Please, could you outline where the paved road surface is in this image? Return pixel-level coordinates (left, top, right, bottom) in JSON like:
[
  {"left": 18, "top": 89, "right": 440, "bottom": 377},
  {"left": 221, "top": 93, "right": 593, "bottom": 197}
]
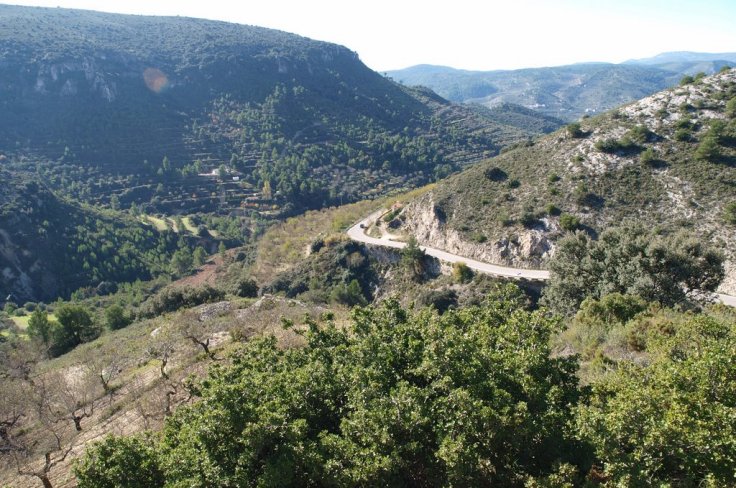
[{"left": 347, "top": 209, "right": 736, "bottom": 306}]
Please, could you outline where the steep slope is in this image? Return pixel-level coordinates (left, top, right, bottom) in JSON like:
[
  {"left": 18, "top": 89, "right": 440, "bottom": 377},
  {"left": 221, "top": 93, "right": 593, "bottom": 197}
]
[
  {"left": 395, "top": 69, "right": 736, "bottom": 294},
  {"left": 0, "top": 5, "right": 544, "bottom": 215},
  {"left": 0, "top": 170, "right": 182, "bottom": 302},
  {"left": 388, "top": 55, "right": 736, "bottom": 121}
]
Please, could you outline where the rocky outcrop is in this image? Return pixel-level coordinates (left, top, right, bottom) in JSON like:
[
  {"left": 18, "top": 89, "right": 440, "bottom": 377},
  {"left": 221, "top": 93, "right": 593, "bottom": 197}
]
[{"left": 400, "top": 196, "right": 555, "bottom": 270}]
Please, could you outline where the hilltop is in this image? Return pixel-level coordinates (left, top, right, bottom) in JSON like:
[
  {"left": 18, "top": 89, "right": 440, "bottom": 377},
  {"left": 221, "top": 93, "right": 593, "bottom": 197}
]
[
  {"left": 392, "top": 69, "right": 736, "bottom": 295},
  {"left": 387, "top": 53, "right": 736, "bottom": 121}
]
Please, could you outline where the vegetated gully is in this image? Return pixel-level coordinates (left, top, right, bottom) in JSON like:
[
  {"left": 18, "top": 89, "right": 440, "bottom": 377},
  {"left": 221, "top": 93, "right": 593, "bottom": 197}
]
[{"left": 347, "top": 210, "right": 736, "bottom": 308}]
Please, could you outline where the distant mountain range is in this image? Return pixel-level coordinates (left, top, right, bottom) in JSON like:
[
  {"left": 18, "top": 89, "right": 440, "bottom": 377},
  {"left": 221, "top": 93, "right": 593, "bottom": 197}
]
[{"left": 386, "top": 52, "right": 736, "bottom": 121}]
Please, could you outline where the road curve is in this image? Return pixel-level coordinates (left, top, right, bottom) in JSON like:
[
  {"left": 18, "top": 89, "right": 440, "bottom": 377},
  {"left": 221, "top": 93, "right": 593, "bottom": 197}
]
[
  {"left": 347, "top": 210, "right": 549, "bottom": 281},
  {"left": 347, "top": 209, "right": 736, "bottom": 307}
]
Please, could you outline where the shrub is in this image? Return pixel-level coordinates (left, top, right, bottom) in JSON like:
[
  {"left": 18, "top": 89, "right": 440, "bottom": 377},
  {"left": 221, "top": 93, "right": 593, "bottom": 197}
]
[
  {"left": 546, "top": 204, "right": 561, "bottom": 216},
  {"left": 75, "top": 435, "right": 165, "bottom": 488},
  {"left": 507, "top": 179, "right": 521, "bottom": 189},
  {"left": 416, "top": 288, "right": 458, "bottom": 313},
  {"left": 329, "top": 279, "right": 367, "bottom": 307},
  {"left": 105, "top": 304, "right": 132, "bottom": 330},
  {"left": 566, "top": 122, "right": 584, "bottom": 138},
  {"left": 627, "top": 125, "right": 654, "bottom": 144},
  {"left": 233, "top": 278, "right": 259, "bottom": 298},
  {"left": 595, "top": 137, "right": 638, "bottom": 154},
  {"left": 679, "top": 75, "right": 694, "bottom": 85},
  {"left": 727, "top": 97, "right": 736, "bottom": 118},
  {"left": 559, "top": 213, "right": 580, "bottom": 231},
  {"left": 520, "top": 209, "right": 539, "bottom": 228},
  {"left": 3, "top": 302, "right": 17, "bottom": 315},
  {"left": 548, "top": 174, "right": 561, "bottom": 183},
  {"left": 141, "top": 285, "right": 225, "bottom": 318},
  {"left": 674, "top": 128, "right": 692, "bottom": 141},
  {"left": 483, "top": 166, "right": 508, "bottom": 182},
  {"left": 695, "top": 136, "right": 721, "bottom": 162},
  {"left": 452, "top": 262, "right": 473, "bottom": 283},
  {"left": 51, "top": 304, "right": 100, "bottom": 356},
  {"left": 724, "top": 201, "right": 736, "bottom": 225},
  {"left": 639, "top": 147, "right": 656, "bottom": 166}
]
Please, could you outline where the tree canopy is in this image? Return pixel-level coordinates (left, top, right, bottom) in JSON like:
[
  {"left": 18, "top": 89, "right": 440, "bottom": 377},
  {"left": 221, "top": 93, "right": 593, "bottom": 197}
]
[
  {"left": 542, "top": 225, "right": 724, "bottom": 315},
  {"left": 76, "top": 291, "right": 584, "bottom": 487}
]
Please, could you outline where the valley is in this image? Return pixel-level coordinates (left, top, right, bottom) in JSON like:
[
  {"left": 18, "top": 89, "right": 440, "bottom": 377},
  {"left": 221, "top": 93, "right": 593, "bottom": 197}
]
[{"left": 1, "top": 4, "right": 736, "bottom": 488}]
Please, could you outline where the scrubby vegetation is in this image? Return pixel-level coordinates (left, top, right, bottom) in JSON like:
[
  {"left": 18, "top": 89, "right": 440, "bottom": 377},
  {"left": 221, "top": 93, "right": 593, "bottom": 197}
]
[
  {"left": 395, "top": 69, "right": 736, "bottom": 290},
  {"left": 69, "top": 289, "right": 736, "bottom": 487}
]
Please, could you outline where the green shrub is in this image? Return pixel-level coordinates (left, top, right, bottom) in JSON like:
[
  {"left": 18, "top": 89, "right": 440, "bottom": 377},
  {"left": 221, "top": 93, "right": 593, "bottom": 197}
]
[
  {"left": 695, "top": 136, "right": 721, "bottom": 161},
  {"left": 639, "top": 147, "right": 656, "bottom": 166},
  {"left": 559, "top": 213, "right": 580, "bottom": 231},
  {"left": 726, "top": 97, "right": 736, "bottom": 118},
  {"left": 724, "top": 201, "right": 736, "bottom": 225},
  {"left": 141, "top": 285, "right": 225, "bottom": 318},
  {"left": 674, "top": 128, "right": 692, "bottom": 142},
  {"left": 233, "top": 277, "right": 259, "bottom": 298},
  {"left": 566, "top": 122, "right": 584, "bottom": 138},
  {"left": 51, "top": 304, "right": 100, "bottom": 356},
  {"left": 416, "top": 288, "right": 458, "bottom": 313},
  {"left": 452, "top": 262, "right": 473, "bottom": 284},
  {"left": 484, "top": 167, "right": 508, "bottom": 182},
  {"left": 105, "top": 304, "right": 132, "bottom": 330},
  {"left": 679, "top": 75, "right": 695, "bottom": 85}
]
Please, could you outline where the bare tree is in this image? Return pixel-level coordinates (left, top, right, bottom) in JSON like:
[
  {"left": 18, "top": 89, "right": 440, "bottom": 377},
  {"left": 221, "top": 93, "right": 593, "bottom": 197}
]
[
  {"left": 179, "top": 310, "right": 218, "bottom": 360},
  {"left": 80, "top": 349, "right": 126, "bottom": 406},
  {"left": 13, "top": 421, "right": 74, "bottom": 488},
  {"left": 147, "top": 339, "right": 175, "bottom": 380},
  {"left": 0, "top": 379, "right": 28, "bottom": 454}
]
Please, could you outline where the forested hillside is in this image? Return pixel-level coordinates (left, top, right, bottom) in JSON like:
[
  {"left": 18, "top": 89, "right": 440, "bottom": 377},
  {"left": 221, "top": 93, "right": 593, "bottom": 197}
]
[
  {"left": 0, "top": 170, "right": 186, "bottom": 302},
  {"left": 0, "top": 5, "right": 547, "bottom": 216}
]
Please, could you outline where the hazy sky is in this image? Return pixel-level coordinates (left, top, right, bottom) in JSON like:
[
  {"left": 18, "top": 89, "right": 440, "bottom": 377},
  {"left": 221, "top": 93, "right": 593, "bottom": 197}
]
[{"left": 6, "top": 0, "right": 736, "bottom": 71}]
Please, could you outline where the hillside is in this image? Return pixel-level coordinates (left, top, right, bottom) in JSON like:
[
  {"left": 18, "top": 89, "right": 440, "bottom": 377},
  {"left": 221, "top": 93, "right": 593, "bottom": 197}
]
[
  {"left": 387, "top": 54, "right": 736, "bottom": 121},
  {"left": 0, "top": 169, "right": 190, "bottom": 302},
  {"left": 393, "top": 69, "right": 736, "bottom": 295},
  {"left": 0, "top": 5, "right": 549, "bottom": 217}
]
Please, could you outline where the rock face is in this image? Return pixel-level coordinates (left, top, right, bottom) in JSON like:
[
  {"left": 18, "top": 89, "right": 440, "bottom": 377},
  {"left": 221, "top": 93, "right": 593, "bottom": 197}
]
[{"left": 401, "top": 196, "right": 555, "bottom": 270}]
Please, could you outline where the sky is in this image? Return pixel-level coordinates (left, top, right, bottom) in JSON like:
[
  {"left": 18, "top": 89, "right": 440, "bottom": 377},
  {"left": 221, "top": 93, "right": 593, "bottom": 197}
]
[{"left": 6, "top": 0, "right": 736, "bottom": 71}]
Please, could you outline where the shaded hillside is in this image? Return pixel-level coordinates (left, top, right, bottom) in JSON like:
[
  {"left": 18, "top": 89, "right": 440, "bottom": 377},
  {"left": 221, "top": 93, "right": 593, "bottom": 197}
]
[
  {"left": 0, "top": 170, "right": 184, "bottom": 302},
  {"left": 395, "top": 69, "right": 736, "bottom": 294},
  {"left": 388, "top": 55, "right": 736, "bottom": 121},
  {"left": 0, "top": 5, "right": 547, "bottom": 215}
]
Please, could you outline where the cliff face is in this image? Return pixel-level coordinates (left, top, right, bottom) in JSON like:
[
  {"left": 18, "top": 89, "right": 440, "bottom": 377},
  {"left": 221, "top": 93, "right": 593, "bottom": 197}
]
[{"left": 401, "top": 195, "right": 556, "bottom": 270}]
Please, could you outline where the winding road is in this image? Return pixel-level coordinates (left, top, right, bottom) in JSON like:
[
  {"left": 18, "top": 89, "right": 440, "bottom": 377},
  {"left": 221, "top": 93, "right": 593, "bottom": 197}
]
[{"left": 347, "top": 209, "right": 736, "bottom": 307}]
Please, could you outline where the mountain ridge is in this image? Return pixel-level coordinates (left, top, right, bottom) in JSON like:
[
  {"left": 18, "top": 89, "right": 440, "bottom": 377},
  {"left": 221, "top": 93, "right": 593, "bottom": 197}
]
[{"left": 388, "top": 52, "right": 736, "bottom": 121}]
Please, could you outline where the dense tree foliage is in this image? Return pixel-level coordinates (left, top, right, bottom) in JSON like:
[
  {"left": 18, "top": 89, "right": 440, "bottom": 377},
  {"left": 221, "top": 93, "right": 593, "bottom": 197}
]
[
  {"left": 578, "top": 314, "right": 736, "bottom": 485},
  {"left": 74, "top": 435, "right": 165, "bottom": 488},
  {"left": 0, "top": 171, "right": 181, "bottom": 302},
  {"left": 76, "top": 292, "right": 584, "bottom": 486},
  {"left": 50, "top": 304, "right": 100, "bottom": 356},
  {"left": 542, "top": 225, "right": 724, "bottom": 315}
]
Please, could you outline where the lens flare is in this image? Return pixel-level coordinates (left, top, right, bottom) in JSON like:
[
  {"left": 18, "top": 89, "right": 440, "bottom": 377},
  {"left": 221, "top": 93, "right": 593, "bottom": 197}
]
[{"left": 143, "top": 68, "right": 169, "bottom": 93}]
